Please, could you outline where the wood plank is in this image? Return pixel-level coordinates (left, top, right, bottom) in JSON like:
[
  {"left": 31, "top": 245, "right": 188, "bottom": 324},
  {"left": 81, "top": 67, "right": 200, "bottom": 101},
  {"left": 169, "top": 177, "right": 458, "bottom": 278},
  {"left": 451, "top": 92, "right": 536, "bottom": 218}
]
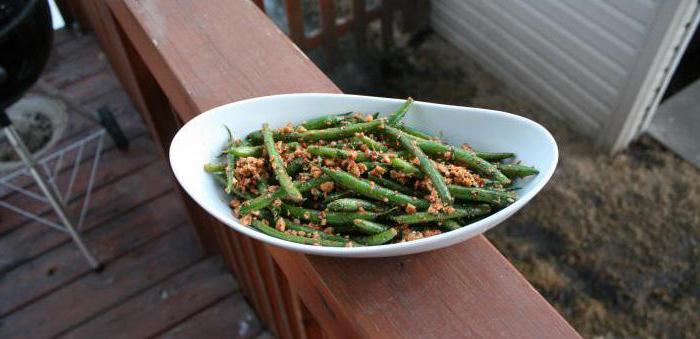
[
  {"left": 319, "top": 0, "right": 338, "bottom": 67},
  {"left": 252, "top": 240, "right": 294, "bottom": 338},
  {"left": 106, "top": 0, "right": 579, "bottom": 337},
  {"left": 0, "top": 157, "right": 169, "bottom": 273},
  {"left": 58, "top": 257, "right": 237, "bottom": 339},
  {"left": 352, "top": 0, "right": 367, "bottom": 57},
  {"left": 107, "top": 0, "right": 337, "bottom": 119},
  {"left": 251, "top": 0, "right": 265, "bottom": 11},
  {"left": 0, "top": 226, "right": 203, "bottom": 339},
  {"left": 61, "top": 70, "right": 121, "bottom": 103},
  {"left": 275, "top": 264, "right": 306, "bottom": 339},
  {"left": 237, "top": 236, "right": 275, "bottom": 330},
  {"left": 41, "top": 44, "right": 110, "bottom": 88},
  {"left": 284, "top": 0, "right": 306, "bottom": 48},
  {"left": 0, "top": 191, "right": 183, "bottom": 317},
  {"left": 156, "top": 293, "right": 262, "bottom": 339}
]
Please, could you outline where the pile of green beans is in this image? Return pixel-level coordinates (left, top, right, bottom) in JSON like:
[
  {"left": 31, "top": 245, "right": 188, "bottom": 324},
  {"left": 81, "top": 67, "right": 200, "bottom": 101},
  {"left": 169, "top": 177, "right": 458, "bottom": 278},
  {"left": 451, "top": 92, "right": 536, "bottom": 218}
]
[{"left": 204, "top": 99, "right": 539, "bottom": 247}]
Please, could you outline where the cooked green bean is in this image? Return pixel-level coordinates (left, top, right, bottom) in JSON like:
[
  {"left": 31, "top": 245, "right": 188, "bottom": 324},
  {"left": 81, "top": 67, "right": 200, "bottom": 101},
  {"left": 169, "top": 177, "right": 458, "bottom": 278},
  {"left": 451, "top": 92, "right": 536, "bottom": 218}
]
[
  {"left": 213, "top": 173, "right": 254, "bottom": 200},
  {"left": 476, "top": 151, "right": 515, "bottom": 161},
  {"left": 239, "top": 175, "right": 330, "bottom": 215},
  {"left": 387, "top": 98, "right": 414, "bottom": 125},
  {"left": 204, "top": 163, "right": 225, "bottom": 172},
  {"left": 355, "top": 134, "right": 388, "bottom": 152},
  {"left": 323, "top": 168, "right": 430, "bottom": 209},
  {"left": 281, "top": 203, "right": 381, "bottom": 225},
  {"left": 384, "top": 126, "right": 453, "bottom": 206},
  {"left": 415, "top": 139, "right": 511, "bottom": 184},
  {"left": 322, "top": 190, "right": 354, "bottom": 204},
  {"left": 441, "top": 220, "right": 462, "bottom": 231},
  {"left": 225, "top": 145, "right": 262, "bottom": 157},
  {"left": 283, "top": 120, "right": 384, "bottom": 142},
  {"left": 326, "top": 198, "right": 383, "bottom": 212},
  {"left": 246, "top": 113, "right": 354, "bottom": 143},
  {"left": 397, "top": 124, "right": 433, "bottom": 140},
  {"left": 449, "top": 185, "right": 517, "bottom": 207},
  {"left": 352, "top": 219, "right": 388, "bottom": 234},
  {"left": 496, "top": 163, "right": 540, "bottom": 178},
  {"left": 352, "top": 228, "right": 398, "bottom": 245},
  {"left": 367, "top": 175, "right": 415, "bottom": 196},
  {"left": 251, "top": 220, "right": 348, "bottom": 247},
  {"left": 391, "top": 205, "right": 491, "bottom": 224},
  {"left": 307, "top": 145, "right": 371, "bottom": 162},
  {"left": 284, "top": 219, "right": 348, "bottom": 242},
  {"left": 263, "top": 123, "right": 303, "bottom": 201},
  {"left": 286, "top": 157, "right": 305, "bottom": 177}
]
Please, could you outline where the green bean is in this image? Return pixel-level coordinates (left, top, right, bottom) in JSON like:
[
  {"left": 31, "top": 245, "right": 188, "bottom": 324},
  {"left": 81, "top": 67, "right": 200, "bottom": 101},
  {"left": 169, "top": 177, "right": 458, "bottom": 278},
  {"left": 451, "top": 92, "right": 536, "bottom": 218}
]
[
  {"left": 389, "top": 157, "right": 422, "bottom": 177},
  {"left": 352, "top": 219, "right": 388, "bottom": 234},
  {"left": 384, "top": 126, "right": 453, "bottom": 206},
  {"left": 300, "top": 113, "right": 350, "bottom": 130},
  {"left": 309, "top": 145, "right": 421, "bottom": 177},
  {"left": 246, "top": 113, "right": 354, "bottom": 144},
  {"left": 283, "top": 120, "right": 384, "bottom": 142},
  {"left": 251, "top": 220, "right": 348, "bottom": 247},
  {"left": 225, "top": 153, "right": 237, "bottom": 194},
  {"left": 204, "top": 163, "right": 225, "bottom": 172},
  {"left": 213, "top": 173, "right": 254, "bottom": 200},
  {"left": 225, "top": 145, "right": 262, "bottom": 157},
  {"left": 281, "top": 203, "right": 381, "bottom": 225},
  {"left": 367, "top": 175, "right": 415, "bottom": 196},
  {"left": 284, "top": 219, "right": 348, "bottom": 242},
  {"left": 397, "top": 124, "right": 433, "bottom": 140},
  {"left": 496, "top": 163, "right": 539, "bottom": 178},
  {"left": 307, "top": 145, "right": 370, "bottom": 162},
  {"left": 475, "top": 151, "right": 515, "bottom": 161},
  {"left": 352, "top": 228, "right": 398, "bottom": 246},
  {"left": 239, "top": 175, "right": 330, "bottom": 215},
  {"left": 322, "top": 190, "right": 353, "bottom": 204},
  {"left": 286, "top": 157, "right": 305, "bottom": 177},
  {"left": 391, "top": 205, "right": 491, "bottom": 224},
  {"left": 323, "top": 168, "right": 430, "bottom": 209},
  {"left": 415, "top": 139, "right": 511, "bottom": 184},
  {"left": 448, "top": 185, "right": 517, "bottom": 207},
  {"left": 441, "top": 220, "right": 463, "bottom": 231},
  {"left": 263, "top": 123, "right": 303, "bottom": 201},
  {"left": 355, "top": 134, "right": 388, "bottom": 152},
  {"left": 327, "top": 198, "right": 382, "bottom": 212},
  {"left": 387, "top": 98, "right": 414, "bottom": 125}
]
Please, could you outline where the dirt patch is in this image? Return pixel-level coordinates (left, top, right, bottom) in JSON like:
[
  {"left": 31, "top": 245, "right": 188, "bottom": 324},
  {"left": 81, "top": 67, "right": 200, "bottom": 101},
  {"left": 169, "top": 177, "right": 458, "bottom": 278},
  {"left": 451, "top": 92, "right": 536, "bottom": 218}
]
[{"left": 331, "top": 32, "right": 700, "bottom": 338}]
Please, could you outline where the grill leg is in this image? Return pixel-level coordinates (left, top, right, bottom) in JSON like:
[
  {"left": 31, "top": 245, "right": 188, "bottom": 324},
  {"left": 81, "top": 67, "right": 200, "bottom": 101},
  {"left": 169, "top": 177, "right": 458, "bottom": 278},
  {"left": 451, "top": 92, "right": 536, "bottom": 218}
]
[{"left": 3, "top": 124, "right": 101, "bottom": 270}]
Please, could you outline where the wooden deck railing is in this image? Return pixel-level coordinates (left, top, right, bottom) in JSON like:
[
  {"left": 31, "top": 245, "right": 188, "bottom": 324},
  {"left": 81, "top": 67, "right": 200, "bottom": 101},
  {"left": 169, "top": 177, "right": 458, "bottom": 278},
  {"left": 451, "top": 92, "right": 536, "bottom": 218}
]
[
  {"left": 67, "top": 0, "right": 580, "bottom": 337},
  {"left": 252, "top": 0, "right": 428, "bottom": 67}
]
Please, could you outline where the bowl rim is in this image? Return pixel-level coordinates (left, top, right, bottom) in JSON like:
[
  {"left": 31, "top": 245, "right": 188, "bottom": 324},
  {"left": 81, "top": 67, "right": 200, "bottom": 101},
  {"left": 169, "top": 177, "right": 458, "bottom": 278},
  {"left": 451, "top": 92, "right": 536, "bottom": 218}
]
[{"left": 169, "top": 93, "right": 559, "bottom": 257}]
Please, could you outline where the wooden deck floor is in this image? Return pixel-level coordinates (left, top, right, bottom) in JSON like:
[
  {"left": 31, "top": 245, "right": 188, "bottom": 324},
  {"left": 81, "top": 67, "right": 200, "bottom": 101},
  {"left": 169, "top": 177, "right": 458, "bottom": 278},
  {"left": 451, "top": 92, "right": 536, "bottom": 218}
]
[{"left": 0, "top": 30, "right": 264, "bottom": 338}]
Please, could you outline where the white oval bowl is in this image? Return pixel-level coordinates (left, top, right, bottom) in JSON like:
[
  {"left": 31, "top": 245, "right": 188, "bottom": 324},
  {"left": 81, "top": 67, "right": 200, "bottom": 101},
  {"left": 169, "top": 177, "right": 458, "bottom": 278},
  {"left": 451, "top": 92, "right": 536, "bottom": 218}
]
[{"left": 169, "top": 93, "right": 558, "bottom": 257}]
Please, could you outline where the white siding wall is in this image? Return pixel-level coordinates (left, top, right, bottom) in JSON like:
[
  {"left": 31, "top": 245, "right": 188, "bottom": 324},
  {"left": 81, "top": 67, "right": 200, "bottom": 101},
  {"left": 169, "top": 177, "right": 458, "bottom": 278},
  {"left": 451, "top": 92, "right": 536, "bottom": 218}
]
[{"left": 432, "top": 0, "right": 698, "bottom": 150}]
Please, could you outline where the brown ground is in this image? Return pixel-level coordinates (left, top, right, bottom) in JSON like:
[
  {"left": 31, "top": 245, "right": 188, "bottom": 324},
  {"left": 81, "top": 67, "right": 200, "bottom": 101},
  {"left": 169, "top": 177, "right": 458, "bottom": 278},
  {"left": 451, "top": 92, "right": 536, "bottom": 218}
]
[{"left": 328, "top": 32, "right": 700, "bottom": 338}]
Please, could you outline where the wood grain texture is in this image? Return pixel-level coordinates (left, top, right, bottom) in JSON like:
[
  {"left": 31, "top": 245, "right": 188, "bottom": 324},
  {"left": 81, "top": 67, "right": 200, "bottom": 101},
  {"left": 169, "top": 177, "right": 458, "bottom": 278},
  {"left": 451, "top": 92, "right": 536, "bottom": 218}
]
[
  {"left": 106, "top": 0, "right": 580, "bottom": 337},
  {"left": 59, "top": 257, "right": 237, "bottom": 339},
  {"left": 0, "top": 226, "right": 202, "bottom": 339},
  {"left": 318, "top": 0, "right": 338, "bottom": 67},
  {"left": 0, "top": 171, "right": 178, "bottom": 317},
  {"left": 156, "top": 293, "right": 262, "bottom": 339}
]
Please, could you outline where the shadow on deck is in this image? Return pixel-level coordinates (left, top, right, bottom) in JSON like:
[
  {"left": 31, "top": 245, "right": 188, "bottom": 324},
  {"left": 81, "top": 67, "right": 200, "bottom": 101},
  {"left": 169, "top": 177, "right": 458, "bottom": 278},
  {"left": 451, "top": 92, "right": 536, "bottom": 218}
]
[{"left": 0, "top": 29, "right": 264, "bottom": 339}]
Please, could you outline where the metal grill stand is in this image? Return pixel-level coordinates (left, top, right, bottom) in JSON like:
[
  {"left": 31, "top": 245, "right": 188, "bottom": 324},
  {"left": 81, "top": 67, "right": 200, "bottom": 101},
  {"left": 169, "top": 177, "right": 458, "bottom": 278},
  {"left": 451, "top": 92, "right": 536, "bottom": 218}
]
[{"left": 1, "top": 109, "right": 102, "bottom": 270}]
